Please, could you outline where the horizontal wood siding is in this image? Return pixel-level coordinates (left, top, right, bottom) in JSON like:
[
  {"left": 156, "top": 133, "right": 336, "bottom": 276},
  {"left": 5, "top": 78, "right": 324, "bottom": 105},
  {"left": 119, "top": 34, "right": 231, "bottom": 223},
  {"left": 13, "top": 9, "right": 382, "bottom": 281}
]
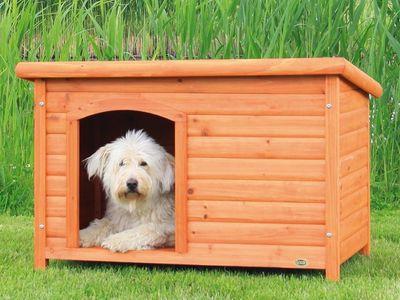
[{"left": 339, "top": 85, "right": 369, "bottom": 262}]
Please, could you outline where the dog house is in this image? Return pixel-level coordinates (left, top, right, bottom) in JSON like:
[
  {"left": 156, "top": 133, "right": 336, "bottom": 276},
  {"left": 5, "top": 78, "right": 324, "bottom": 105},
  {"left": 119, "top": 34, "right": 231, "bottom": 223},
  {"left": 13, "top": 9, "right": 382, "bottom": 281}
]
[{"left": 16, "top": 58, "right": 382, "bottom": 281}]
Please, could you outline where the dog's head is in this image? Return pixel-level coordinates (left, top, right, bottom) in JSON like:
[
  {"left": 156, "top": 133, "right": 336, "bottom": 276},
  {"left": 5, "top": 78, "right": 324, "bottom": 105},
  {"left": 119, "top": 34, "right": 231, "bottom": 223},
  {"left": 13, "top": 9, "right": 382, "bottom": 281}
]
[{"left": 85, "top": 130, "right": 174, "bottom": 207}]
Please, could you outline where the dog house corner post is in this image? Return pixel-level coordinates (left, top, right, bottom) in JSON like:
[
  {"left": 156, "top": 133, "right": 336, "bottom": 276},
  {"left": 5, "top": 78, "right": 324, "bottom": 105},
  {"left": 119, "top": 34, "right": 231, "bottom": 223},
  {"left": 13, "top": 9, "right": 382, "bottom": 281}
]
[
  {"left": 174, "top": 114, "right": 188, "bottom": 253},
  {"left": 33, "top": 79, "right": 48, "bottom": 269},
  {"left": 325, "top": 75, "right": 341, "bottom": 281}
]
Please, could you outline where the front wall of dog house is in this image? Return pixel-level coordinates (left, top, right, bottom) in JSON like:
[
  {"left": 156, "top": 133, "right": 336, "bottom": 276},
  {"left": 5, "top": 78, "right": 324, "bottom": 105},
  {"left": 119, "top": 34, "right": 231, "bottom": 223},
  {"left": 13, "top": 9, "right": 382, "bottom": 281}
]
[{"left": 42, "top": 75, "right": 331, "bottom": 269}]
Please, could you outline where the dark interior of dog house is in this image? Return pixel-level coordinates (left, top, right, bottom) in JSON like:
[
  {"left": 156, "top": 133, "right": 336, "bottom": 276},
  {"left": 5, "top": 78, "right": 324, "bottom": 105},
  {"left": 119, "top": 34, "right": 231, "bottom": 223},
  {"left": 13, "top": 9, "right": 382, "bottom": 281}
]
[{"left": 79, "top": 110, "right": 175, "bottom": 230}]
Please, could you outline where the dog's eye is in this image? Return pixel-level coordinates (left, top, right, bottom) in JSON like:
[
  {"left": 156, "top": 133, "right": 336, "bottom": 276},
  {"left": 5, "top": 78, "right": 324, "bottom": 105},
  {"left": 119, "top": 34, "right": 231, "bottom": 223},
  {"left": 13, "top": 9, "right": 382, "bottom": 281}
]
[
  {"left": 119, "top": 160, "right": 125, "bottom": 167},
  {"left": 139, "top": 161, "right": 148, "bottom": 167}
]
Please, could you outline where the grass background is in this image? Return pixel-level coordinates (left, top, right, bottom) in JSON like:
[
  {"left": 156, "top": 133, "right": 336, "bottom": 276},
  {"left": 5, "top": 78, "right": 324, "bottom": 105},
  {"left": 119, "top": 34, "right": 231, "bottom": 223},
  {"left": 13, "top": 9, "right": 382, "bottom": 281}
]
[{"left": 0, "top": 0, "right": 399, "bottom": 215}]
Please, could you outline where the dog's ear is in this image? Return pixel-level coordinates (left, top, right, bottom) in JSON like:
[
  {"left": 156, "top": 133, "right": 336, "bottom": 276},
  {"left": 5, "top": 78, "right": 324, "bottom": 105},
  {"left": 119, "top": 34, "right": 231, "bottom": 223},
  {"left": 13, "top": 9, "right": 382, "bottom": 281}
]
[
  {"left": 160, "top": 152, "right": 175, "bottom": 194},
  {"left": 85, "top": 145, "right": 111, "bottom": 180}
]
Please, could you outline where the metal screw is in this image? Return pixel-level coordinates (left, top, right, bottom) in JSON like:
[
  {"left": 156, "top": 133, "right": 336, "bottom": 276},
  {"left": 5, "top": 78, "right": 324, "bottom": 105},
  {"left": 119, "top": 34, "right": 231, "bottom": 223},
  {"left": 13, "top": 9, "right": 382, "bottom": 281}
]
[
  {"left": 39, "top": 224, "right": 45, "bottom": 230},
  {"left": 38, "top": 101, "right": 45, "bottom": 107},
  {"left": 326, "top": 232, "right": 333, "bottom": 238},
  {"left": 326, "top": 103, "right": 333, "bottom": 109}
]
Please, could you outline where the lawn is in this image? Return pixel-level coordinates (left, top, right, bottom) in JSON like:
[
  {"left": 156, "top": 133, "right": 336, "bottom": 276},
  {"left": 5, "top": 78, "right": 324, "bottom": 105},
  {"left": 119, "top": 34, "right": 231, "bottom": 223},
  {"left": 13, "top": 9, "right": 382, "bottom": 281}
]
[{"left": 0, "top": 210, "right": 399, "bottom": 299}]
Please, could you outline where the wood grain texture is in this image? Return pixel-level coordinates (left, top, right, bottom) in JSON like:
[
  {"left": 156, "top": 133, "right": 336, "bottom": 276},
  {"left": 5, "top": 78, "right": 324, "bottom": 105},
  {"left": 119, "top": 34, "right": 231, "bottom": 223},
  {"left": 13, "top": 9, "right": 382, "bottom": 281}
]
[
  {"left": 46, "top": 113, "right": 66, "bottom": 133},
  {"left": 340, "top": 89, "right": 368, "bottom": 113},
  {"left": 46, "top": 176, "right": 66, "bottom": 196},
  {"left": 340, "top": 127, "right": 368, "bottom": 156},
  {"left": 188, "top": 137, "right": 325, "bottom": 159},
  {"left": 188, "top": 179, "right": 325, "bottom": 202},
  {"left": 188, "top": 222, "right": 325, "bottom": 246},
  {"left": 340, "top": 108, "right": 368, "bottom": 135},
  {"left": 340, "top": 147, "right": 368, "bottom": 178},
  {"left": 340, "top": 206, "right": 368, "bottom": 241},
  {"left": 325, "top": 75, "right": 341, "bottom": 281},
  {"left": 340, "top": 167, "right": 368, "bottom": 198},
  {"left": 340, "top": 227, "right": 368, "bottom": 263},
  {"left": 188, "top": 115, "right": 325, "bottom": 137},
  {"left": 46, "top": 155, "right": 66, "bottom": 175},
  {"left": 46, "top": 217, "right": 66, "bottom": 237},
  {"left": 188, "top": 201, "right": 325, "bottom": 224},
  {"left": 46, "top": 196, "right": 66, "bottom": 217},
  {"left": 174, "top": 117, "right": 188, "bottom": 253},
  {"left": 15, "top": 58, "right": 383, "bottom": 97},
  {"left": 46, "top": 237, "right": 67, "bottom": 248},
  {"left": 340, "top": 187, "right": 368, "bottom": 219},
  {"left": 45, "top": 76, "right": 325, "bottom": 94},
  {"left": 33, "top": 79, "right": 48, "bottom": 269},
  {"left": 188, "top": 158, "right": 325, "bottom": 181},
  {"left": 66, "top": 120, "right": 80, "bottom": 248},
  {"left": 46, "top": 134, "right": 66, "bottom": 154},
  {"left": 45, "top": 243, "right": 325, "bottom": 269},
  {"left": 46, "top": 92, "right": 326, "bottom": 116}
]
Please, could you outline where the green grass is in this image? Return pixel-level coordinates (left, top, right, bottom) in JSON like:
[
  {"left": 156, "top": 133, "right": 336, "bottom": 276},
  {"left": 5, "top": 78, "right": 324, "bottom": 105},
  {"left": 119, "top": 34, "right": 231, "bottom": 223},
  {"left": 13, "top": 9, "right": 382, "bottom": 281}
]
[
  {"left": 0, "top": 1, "right": 399, "bottom": 215},
  {"left": 0, "top": 210, "right": 398, "bottom": 299}
]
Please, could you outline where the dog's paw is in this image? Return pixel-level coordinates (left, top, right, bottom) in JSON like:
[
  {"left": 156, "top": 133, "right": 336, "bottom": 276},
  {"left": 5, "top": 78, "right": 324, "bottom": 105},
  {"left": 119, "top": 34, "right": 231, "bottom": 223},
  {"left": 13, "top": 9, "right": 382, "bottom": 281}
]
[
  {"left": 79, "top": 228, "right": 98, "bottom": 248},
  {"left": 101, "top": 233, "right": 155, "bottom": 252}
]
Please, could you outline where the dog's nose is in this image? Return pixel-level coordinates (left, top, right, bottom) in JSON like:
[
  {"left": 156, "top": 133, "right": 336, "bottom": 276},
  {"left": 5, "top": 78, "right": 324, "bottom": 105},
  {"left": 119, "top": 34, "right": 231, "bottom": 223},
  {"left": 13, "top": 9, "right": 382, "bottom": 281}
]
[{"left": 126, "top": 179, "right": 138, "bottom": 192}]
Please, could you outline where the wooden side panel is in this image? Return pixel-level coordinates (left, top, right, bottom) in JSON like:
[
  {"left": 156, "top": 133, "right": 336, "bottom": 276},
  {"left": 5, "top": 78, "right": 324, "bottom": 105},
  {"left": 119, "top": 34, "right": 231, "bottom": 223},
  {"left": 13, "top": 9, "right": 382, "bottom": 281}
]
[
  {"left": 34, "top": 79, "right": 48, "bottom": 269},
  {"left": 325, "top": 75, "right": 341, "bottom": 281},
  {"left": 339, "top": 81, "right": 370, "bottom": 263}
]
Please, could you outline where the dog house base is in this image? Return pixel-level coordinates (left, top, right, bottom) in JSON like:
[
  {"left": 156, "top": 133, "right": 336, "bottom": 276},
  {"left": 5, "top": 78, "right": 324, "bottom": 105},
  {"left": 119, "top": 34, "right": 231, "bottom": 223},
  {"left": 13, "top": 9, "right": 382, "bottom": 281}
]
[{"left": 16, "top": 58, "right": 382, "bottom": 281}]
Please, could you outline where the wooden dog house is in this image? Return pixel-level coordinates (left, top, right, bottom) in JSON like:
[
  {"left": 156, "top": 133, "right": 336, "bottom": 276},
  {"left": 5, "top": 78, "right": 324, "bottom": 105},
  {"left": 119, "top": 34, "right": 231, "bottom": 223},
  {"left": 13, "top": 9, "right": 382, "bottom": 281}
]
[{"left": 16, "top": 58, "right": 382, "bottom": 281}]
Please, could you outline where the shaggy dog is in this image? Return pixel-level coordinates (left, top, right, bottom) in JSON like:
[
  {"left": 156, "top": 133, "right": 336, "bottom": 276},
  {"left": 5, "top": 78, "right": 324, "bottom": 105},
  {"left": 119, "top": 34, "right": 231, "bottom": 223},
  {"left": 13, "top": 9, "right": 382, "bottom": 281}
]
[{"left": 79, "top": 130, "right": 175, "bottom": 252}]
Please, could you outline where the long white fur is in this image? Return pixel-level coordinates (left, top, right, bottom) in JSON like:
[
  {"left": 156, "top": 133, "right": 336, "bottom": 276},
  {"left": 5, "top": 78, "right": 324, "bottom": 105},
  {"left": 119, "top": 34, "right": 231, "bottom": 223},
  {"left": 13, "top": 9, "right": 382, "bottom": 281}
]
[{"left": 79, "top": 130, "right": 175, "bottom": 252}]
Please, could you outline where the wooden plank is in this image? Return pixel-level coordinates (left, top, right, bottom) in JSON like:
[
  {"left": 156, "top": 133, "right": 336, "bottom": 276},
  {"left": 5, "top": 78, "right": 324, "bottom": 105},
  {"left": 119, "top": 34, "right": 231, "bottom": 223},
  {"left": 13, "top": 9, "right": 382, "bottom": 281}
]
[
  {"left": 46, "top": 134, "right": 66, "bottom": 155},
  {"left": 340, "top": 206, "right": 368, "bottom": 241},
  {"left": 46, "top": 176, "right": 66, "bottom": 196},
  {"left": 46, "top": 92, "right": 325, "bottom": 116},
  {"left": 46, "top": 76, "right": 325, "bottom": 94},
  {"left": 340, "top": 90, "right": 368, "bottom": 113},
  {"left": 360, "top": 100, "right": 371, "bottom": 256},
  {"left": 174, "top": 117, "right": 188, "bottom": 253},
  {"left": 188, "top": 201, "right": 325, "bottom": 224},
  {"left": 340, "top": 108, "right": 368, "bottom": 135},
  {"left": 46, "top": 196, "right": 66, "bottom": 217},
  {"left": 188, "top": 137, "right": 325, "bottom": 159},
  {"left": 339, "top": 78, "right": 359, "bottom": 92},
  {"left": 45, "top": 243, "right": 325, "bottom": 269},
  {"left": 188, "top": 158, "right": 325, "bottom": 181},
  {"left": 340, "top": 167, "right": 368, "bottom": 198},
  {"left": 33, "top": 79, "right": 48, "bottom": 269},
  {"left": 46, "top": 217, "right": 66, "bottom": 237},
  {"left": 188, "top": 115, "right": 325, "bottom": 137},
  {"left": 188, "top": 222, "right": 325, "bottom": 246},
  {"left": 46, "top": 113, "right": 66, "bottom": 133},
  {"left": 340, "top": 187, "right": 368, "bottom": 219},
  {"left": 340, "top": 147, "right": 368, "bottom": 178},
  {"left": 46, "top": 237, "right": 67, "bottom": 248},
  {"left": 340, "top": 127, "right": 368, "bottom": 156},
  {"left": 340, "top": 227, "right": 368, "bottom": 263},
  {"left": 46, "top": 155, "right": 66, "bottom": 175},
  {"left": 325, "top": 75, "right": 341, "bottom": 281},
  {"left": 188, "top": 179, "right": 325, "bottom": 202},
  {"left": 66, "top": 120, "right": 80, "bottom": 248}
]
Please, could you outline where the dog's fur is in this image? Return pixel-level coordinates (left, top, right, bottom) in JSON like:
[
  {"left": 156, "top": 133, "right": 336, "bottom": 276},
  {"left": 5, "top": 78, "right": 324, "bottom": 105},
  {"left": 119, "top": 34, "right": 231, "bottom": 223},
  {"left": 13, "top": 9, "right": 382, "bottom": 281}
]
[{"left": 79, "top": 130, "right": 175, "bottom": 252}]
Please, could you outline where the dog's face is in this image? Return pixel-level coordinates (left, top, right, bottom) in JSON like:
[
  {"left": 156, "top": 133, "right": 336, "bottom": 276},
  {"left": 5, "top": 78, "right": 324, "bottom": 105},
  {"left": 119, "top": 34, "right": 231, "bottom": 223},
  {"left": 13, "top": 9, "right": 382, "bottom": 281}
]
[{"left": 86, "top": 130, "right": 174, "bottom": 207}]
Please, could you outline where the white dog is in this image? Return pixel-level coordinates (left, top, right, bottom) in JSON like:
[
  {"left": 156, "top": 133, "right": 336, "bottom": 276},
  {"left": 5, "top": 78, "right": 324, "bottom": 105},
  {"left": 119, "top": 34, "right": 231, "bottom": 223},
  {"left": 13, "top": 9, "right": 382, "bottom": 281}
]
[{"left": 79, "top": 130, "right": 175, "bottom": 252}]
